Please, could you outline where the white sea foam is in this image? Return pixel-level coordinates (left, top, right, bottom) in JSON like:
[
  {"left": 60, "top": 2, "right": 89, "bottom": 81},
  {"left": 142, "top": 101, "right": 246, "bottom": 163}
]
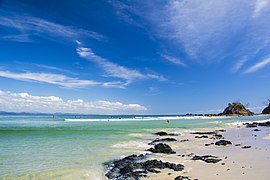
[
  {"left": 227, "top": 121, "right": 244, "bottom": 126},
  {"left": 128, "top": 133, "right": 145, "bottom": 137},
  {"left": 207, "top": 121, "right": 223, "bottom": 124},
  {"left": 65, "top": 115, "right": 231, "bottom": 122},
  {"left": 227, "top": 119, "right": 270, "bottom": 126},
  {"left": 111, "top": 140, "right": 150, "bottom": 149}
]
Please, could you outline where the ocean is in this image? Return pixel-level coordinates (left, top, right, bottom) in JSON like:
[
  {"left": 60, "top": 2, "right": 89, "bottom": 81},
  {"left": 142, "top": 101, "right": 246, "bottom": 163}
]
[{"left": 1, "top": 115, "right": 270, "bottom": 179}]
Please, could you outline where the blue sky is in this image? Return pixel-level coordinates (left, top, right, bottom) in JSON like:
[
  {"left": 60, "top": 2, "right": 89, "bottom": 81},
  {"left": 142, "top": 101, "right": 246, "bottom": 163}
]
[{"left": 0, "top": 0, "right": 270, "bottom": 114}]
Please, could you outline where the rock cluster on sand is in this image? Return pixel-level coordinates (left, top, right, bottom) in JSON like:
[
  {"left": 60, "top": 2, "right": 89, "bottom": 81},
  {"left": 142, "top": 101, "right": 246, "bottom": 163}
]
[
  {"left": 147, "top": 143, "right": 176, "bottom": 154},
  {"left": 155, "top": 131, "right": 179, "bottom": 136},
  {"left": 219, "top": 102, "right": 254, "bottom": 116},
  {"left": 175, "top": 175, "right": 191, "bottom": 180},
  {"left": 262, "top": 103, "right": 270, "bottom": 114},
  {"left": 104, "top": 154, "right": 184, "bottom": 180},
  {"left": 148, "top": 138, "right": 177, "bottom": 145},
  {"left": 244, "top": 121, "right": 270, "bottom": 127},
  {"left": 192, "top": 155, "right": 222, "bottom": 163},
  {"left": 215, "top": 140, "right": 232, "bottom": 146}
]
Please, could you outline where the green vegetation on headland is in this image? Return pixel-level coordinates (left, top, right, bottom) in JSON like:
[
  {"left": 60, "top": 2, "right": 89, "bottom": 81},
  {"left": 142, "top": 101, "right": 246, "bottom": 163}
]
[
  {"left": 189, "top": 101, "right": 270, "bottom": 117},
  {"left": 219, "top": 102, "right": 254, "bottom": 116}
]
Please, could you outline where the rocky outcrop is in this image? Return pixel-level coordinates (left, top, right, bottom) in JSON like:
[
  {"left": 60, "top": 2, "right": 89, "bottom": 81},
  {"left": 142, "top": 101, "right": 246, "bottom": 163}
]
[
  {"left": 155, "top": 131, "right": 179, "bottom": 136},
  {"left": 215, "top": 140, "right": 232, "bottom": 146},
  {"left": 219, "top": 102, "right": 254, "bottom": 116},
  {"left": 147, "top": 143, "right": 176, "bottom": 154},
  {"left": 262, "top": 103, "right": 270, "bottom": 114},
  {"left": 192, "top": 155, "right": 222, "bottom": 163},
  {"left": 105, "top": 154, "right": 184, "bottom": 180},
  {"left": 148, "top": 138, "right": 177, "bottom": 145},
  {"left": 175, "top": 176, "right": 191, "bottom": 180},
  {"left": 244, "top": 121, "right": 270, "bottom": 127}
]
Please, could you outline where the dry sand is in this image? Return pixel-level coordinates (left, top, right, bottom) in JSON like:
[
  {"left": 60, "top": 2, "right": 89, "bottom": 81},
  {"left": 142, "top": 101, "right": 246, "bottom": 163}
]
[{"left": 142, "top": 125, "right": 270, "bottom": 180}]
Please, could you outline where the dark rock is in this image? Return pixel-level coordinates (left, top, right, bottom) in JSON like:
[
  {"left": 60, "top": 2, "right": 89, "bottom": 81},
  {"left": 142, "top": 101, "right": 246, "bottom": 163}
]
[
  {"left": 245, "top": 121, "right": 270, "bottom": 127},
  {"left": 180, "top": 139, "right": 189, "bottom": 142},
  {"left": 148, "top": 138, "right": 177, "bottom": 145},
  {"left": 235, "top": 144, "right": 241, "bottom": 146},
  {"left": 105, "top": 154, "right": 184, "bottom": 180},
  {"left": 192, "top": 155, "right": 222, "bottom": 163},
  {"left": 175, "top": 175, "right": 191, "bottom": 180},
  {"left": 219, "top": 102, "right": 254, "bottom": 116},
  {"left": 253, "top": 129, "right": 260, "bottom": 131},
  {"left": 218, "top": 129, "right": 226, "bottom": 132},
  {"left": 155, "top": 131, "right": 179, "bottom": 136},
  {"left": 258, "top": 121, "right": 270, "bottom": 127},
  {"left": 191, "top": 131, "right": 216, "bottom": 135},
  {"left": 191, "top": 129, "right": 225, "bottom": 136},
  {"left": 168, "top": 133, "right": 180, "bottom": 136},
  {"left": 155, "top": 131, "right": 168, "bottom": 136},
  {"left": 147, "top": 143, "right": 176, "bottom": 154},
  {"left": 186, "top": 153, "right": 194, "bottom": 157},
  {"left": 262, "top": 103, "right": 270, "bottom": 114},
  {"left": 215, "top": 140, "right": 232, "bottom": 146},
  {"left": 195, "top": 135, "right": 208, "bottom": 138},
  {"left": 246, "top": 124, "right": 257, "bottom": 128},
  {"left": 242, "top": 146, "right": 251, "bottom": 149},
  {"left": 214, "top": 134, "right": 223, "bottom": 139}
]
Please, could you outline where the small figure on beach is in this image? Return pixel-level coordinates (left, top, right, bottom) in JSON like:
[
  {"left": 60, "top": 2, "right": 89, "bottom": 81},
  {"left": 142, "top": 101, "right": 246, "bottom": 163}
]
[{"left": 165, "top": 120, "right": 170, "bottom": 124}]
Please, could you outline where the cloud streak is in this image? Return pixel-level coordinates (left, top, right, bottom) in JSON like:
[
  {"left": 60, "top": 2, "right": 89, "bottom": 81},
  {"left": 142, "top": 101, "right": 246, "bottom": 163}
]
[
  {"left": 253, "top": 0, "right": 270, "bottom": 17},
  {"left": 0, "top": 90, "right": 147, "bottom": 114},
  {"left": 76, "top": 45, "right": 166, "bottom": 86},
  {"left": 0, "top": 14, "right": 104, "bottom": 42},
  {"left": 231, "top": 59, "right": 247, "bottom": 73},
  {"left": 111, "top": 0, "right": 270, "bottom": 73},
  {"left": 162, "top": 54, "right": 187, "bottom": 67},
  {"left": 0, "top": 70, "right": 100, "bottom": 88},
  {"left": 245, "top": 57, "right": 270, "bottom": 73}
]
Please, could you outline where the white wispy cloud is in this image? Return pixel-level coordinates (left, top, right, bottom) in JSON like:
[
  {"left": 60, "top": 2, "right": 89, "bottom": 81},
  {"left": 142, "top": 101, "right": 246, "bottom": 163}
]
[
  {"left": 111, "top": 0, "right": 270, "bottom": 71},
  {"left": 253, "top": 0, "right": 270, "bottom": 17},
  {"left": 162, "top": 54, "right": 187, "bottom": 67},
  {"left": 231, "top": 58, "right": 247, "bottom": 73},
  {"left": 102, "top": 81, "right": 128, "bottom": 89},
  {"left": 0, "top": 15, "right": 104, "bottom": 42},
  {"left": 244, "top": 57, "right": 270, "bottom": 73},
  {"left": 108, "top": 0, "right": 143, "bottom": 28},
  {"left": 76, "top": 45, "right": 166, "bottom": 85},
  {"left": 0, "top": 70, "right": 100, "bottom": 88},
  {"left": 0, "top": 90, "right": 147, "bottom": 114}
]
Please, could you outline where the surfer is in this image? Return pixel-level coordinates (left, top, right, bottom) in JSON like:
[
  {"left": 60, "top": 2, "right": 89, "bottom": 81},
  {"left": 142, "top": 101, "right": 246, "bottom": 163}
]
[{"left": 165, "top": 120, "right": 170, "bottom": 124}]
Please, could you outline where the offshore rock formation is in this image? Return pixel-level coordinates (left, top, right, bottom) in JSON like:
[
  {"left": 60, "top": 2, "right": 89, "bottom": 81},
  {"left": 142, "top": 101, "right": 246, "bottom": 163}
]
[
  {"left": 262, "top": 103, "right": 270, "bottom": 114},
  {"left": 219, "top": 102, "right": 254, "bottom": 116}
]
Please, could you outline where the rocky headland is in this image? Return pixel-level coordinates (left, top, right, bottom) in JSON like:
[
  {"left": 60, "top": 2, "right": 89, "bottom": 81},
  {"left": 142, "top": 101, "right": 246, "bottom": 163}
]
[
  {"left": 219, "top": 102, "right": 254, "bottom": 116},
  {"left": 262, "top": 103, "right": 270, "bottom": 114}
]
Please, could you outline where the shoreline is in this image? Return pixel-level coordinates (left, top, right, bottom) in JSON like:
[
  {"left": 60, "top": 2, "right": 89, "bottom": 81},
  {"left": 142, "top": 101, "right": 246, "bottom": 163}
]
[{"left": 105, "top": 119, "right": 270, "bottom": 180}]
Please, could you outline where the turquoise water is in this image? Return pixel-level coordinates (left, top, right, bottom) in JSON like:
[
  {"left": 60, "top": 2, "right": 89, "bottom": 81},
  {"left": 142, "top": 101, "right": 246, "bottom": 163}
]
[{"left": 1, "top": 115, "right": 270, "bottom": 179}]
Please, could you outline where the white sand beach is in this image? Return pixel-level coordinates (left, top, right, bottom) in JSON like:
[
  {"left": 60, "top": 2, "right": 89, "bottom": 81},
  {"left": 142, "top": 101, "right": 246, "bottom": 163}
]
[{"left": 141, "top": 124, "right": 270, "bottom": 180}]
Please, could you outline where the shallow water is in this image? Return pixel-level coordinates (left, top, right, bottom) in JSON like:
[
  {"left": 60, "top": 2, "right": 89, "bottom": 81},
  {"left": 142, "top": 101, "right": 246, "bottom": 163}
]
[{"left": 0, "top": 115, "right": 269, "bottom": 179}]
